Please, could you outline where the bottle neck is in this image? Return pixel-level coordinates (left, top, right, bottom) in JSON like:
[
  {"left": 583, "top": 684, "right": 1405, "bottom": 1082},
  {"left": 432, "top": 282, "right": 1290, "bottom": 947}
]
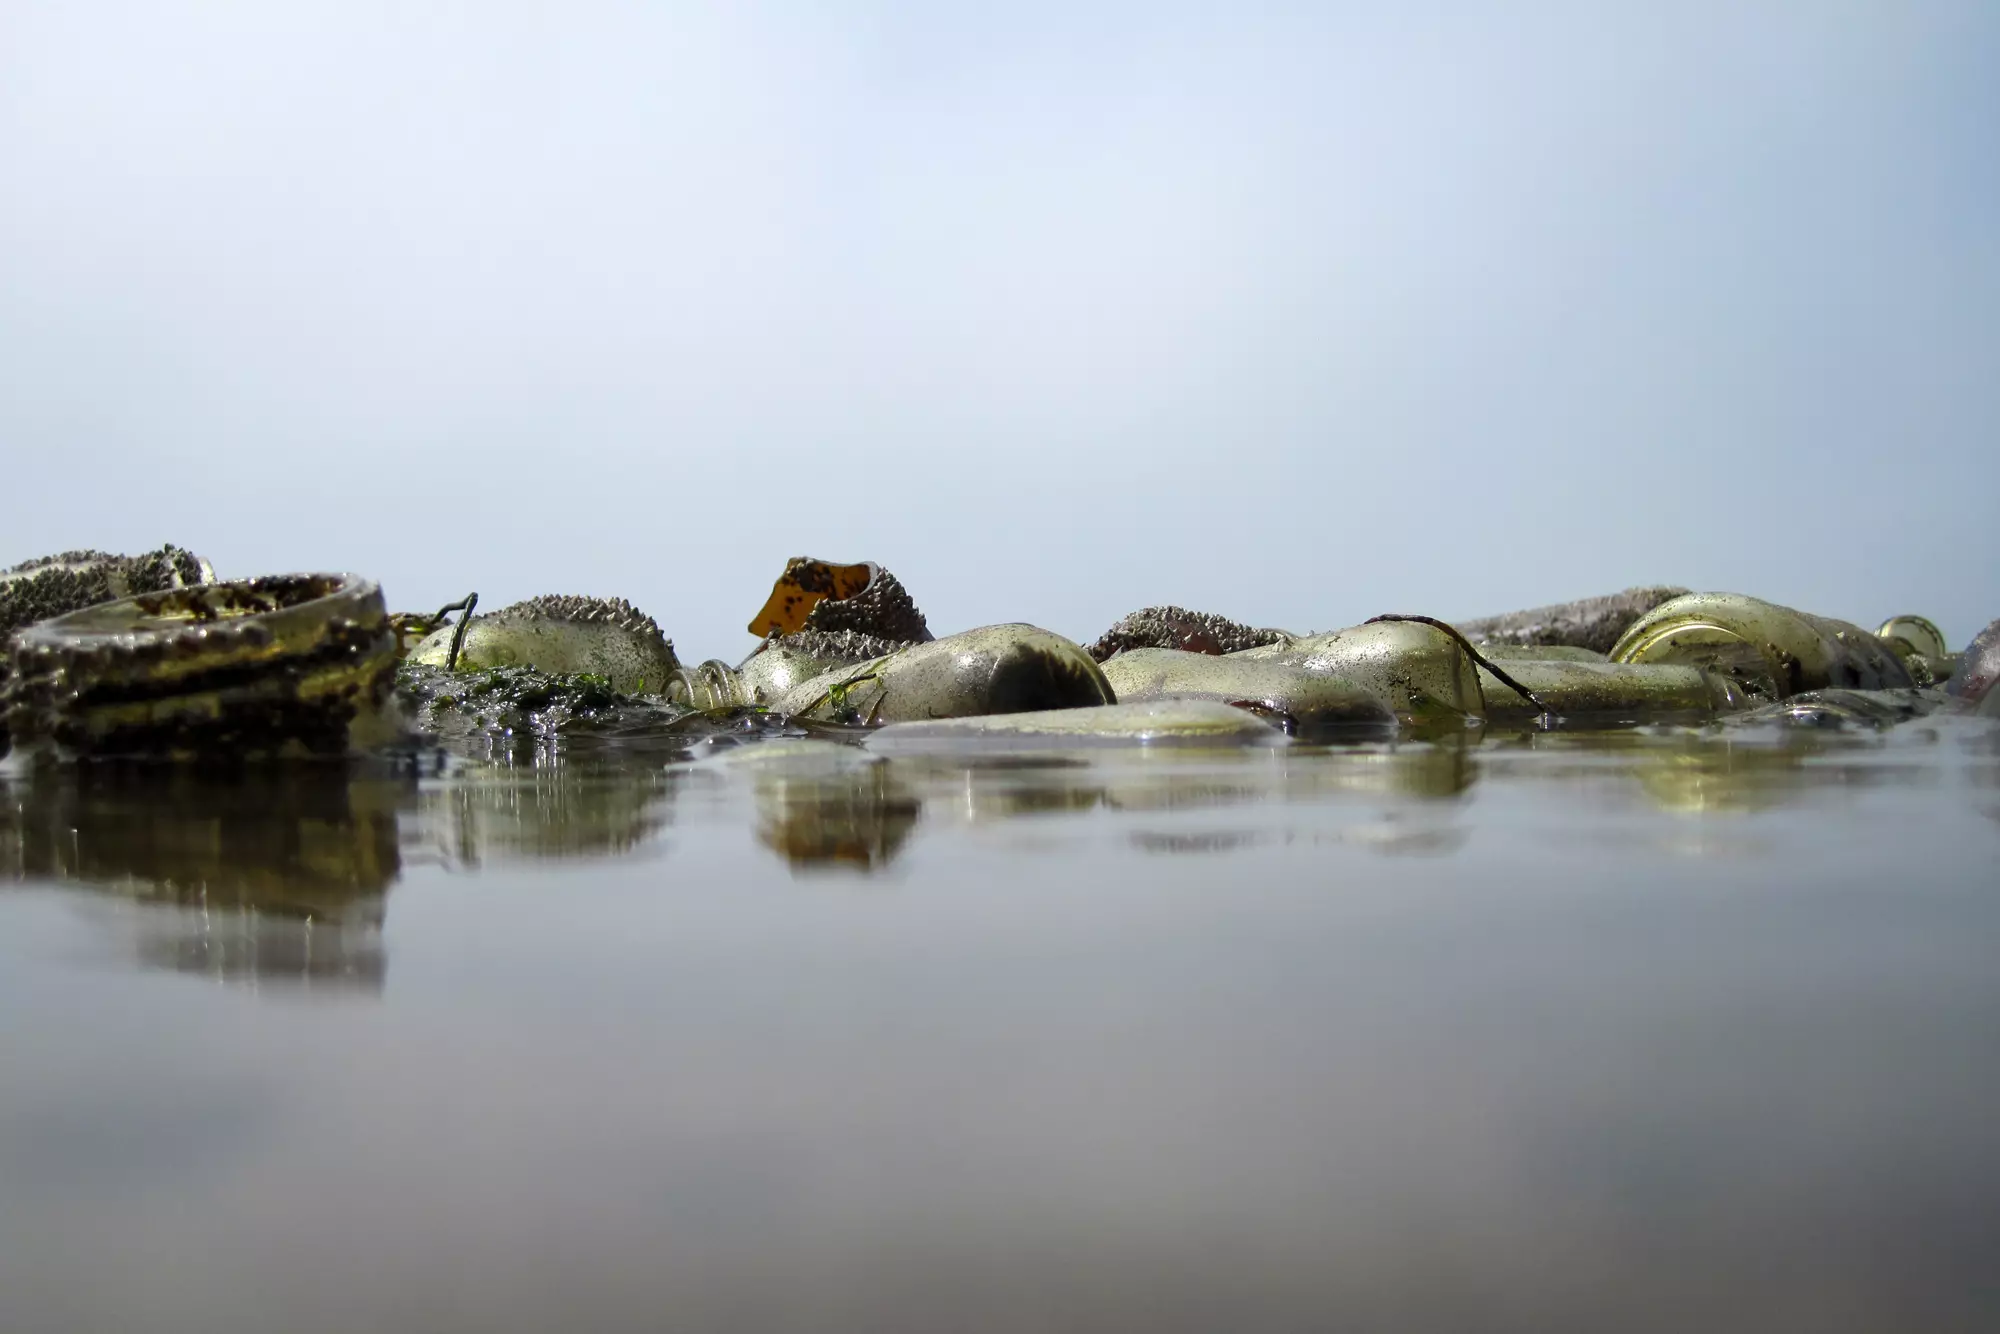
[{"left": 665, "top": 660, "right": 743, "bottom": 710}]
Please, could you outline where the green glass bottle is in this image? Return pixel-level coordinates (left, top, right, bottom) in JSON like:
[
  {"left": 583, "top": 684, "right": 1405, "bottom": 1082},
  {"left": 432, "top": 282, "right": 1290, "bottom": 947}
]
[
  {"left": 1096, "top": 648, "right": 1395, "bottom": 735},
  {"left": 408, "top": 594, "right": 679, "bottom": 696},
  {"left": 777, "top": 625, "right": 1114, "bottom": 725},
  {"left": 1473, "top": 658, "right": 1749, "bottom": 723}
]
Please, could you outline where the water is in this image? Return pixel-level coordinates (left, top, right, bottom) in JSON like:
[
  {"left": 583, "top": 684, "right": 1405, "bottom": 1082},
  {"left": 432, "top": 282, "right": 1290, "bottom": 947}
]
[{"left": 4, "top": 718, "right": 1998, "bottom": 1333}]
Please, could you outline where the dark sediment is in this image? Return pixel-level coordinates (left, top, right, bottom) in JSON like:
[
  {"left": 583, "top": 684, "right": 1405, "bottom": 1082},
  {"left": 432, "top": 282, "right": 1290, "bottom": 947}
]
[
  {"left": 1455, "top": 586, "right": 1691, "bottom": 654},
  {"left": 1087, "top": 606, "right": 1291, "bottom": 662}
]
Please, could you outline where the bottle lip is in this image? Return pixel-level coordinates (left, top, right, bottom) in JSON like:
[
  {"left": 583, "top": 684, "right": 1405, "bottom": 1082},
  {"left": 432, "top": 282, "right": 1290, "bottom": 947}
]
[
  {"left": 5, "top": 573, "right": 398, "bottom": 759},
  {"left": 18, "top": 572, "right": 373, "bottom": 643},
  {"left": 10, "top": 572, "right": 391, "bottom": 701},
  {"left": 1609, "top": 617, "right": 1752, "bottom": 665},
  {"left": 1875, "top": 615, "right": 1948, "bottom": 659}
]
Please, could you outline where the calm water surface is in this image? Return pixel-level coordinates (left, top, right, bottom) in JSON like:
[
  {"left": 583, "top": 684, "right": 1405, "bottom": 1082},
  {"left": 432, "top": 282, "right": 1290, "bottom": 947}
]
[{"left": 4, "top": 718, "right": 1998, "bottom": 1333}]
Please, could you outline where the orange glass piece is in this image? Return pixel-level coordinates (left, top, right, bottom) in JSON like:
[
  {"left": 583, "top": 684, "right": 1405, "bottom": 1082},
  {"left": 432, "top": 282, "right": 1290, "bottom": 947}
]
[{"left": 747, "top": 558, "right": 876, "bottom": 637}]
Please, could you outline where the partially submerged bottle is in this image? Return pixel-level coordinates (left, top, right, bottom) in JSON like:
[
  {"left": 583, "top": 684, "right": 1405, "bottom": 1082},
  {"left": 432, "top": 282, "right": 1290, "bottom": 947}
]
[
  {"left": 674, "top": 631, "right": 911, "bottom": 711},
  {"left": 1102, "top": 616, "right": 1751, "bottom": 729},
  {"left": 4, "top": 573, "right": 400, "bottom": 760},
  {"left": 1101, "top": 619, "right": 1486, "bottom": 731},
  {"left": 1473, "top": 658, "right": 1748, "bottom": 723},
  {"left": 774, "top": 625, "right": 1115, "bottom": 725},
  {"left": 407, "top": 595, "right": 680, "bottom": 696},
  {"left": 1607, "top": 593, "right": 1913, "bottom": 700},
  {"left": 1096, "top": 647, "right": 1396, "bottom": 736},
  {"left": 1438, "top": 638, "right": 1751, "bottom": 725},
  {"left": 1234, "top": 619, "right": 1488, "bottom": 727},
  {"left": 1874, "top": 615, "right": 1957, "bottom": 687}
]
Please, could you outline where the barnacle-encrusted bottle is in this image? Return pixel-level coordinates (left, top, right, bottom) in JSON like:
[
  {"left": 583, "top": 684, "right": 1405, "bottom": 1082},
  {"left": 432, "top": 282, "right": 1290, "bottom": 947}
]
[
  {"left": 4, "top": 573, "right": 399, "bottom": 760},
  {"left": 708, "top": 558, "right": 942, "bottom": 712},
  {"left": 675, "top": 630, "right": 918, "bottom": 711},
  {"left": 407, "top": 594, "right": 681, "bottom": 696}
]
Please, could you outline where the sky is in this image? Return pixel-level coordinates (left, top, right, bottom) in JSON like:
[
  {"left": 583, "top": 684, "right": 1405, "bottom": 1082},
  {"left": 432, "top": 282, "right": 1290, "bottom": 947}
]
[{"left": 3, "top": 1, "right": 1996, "bottom": 660}]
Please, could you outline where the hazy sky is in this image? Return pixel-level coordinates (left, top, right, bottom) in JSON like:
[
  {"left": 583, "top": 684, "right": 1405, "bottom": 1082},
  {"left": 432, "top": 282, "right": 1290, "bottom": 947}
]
[{"left": 3, "top": 2, "right": 1995, "bottom": 658}]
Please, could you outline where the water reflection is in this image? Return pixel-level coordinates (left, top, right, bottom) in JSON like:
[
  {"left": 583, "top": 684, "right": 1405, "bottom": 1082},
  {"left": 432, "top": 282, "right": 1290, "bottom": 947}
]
[
  {"left": 1484, "top": 726, "right": 1941, "bottom": 814},
  {"left": 4, "top": 719, "right": 1997, "bottom": 1334},
  {"left": 1102, "top": 738, "right": 1479, "bottom": 810},
  {"left": 756, "top": 761, "right": 922, "bottom": 871},
  {"left": 724, "top": 739, "right": 1483, "bottom": 872},
  {"left": 1, "top": 765, "right": 407, "bottom": 990},
  {"left": 4, "top": 718, "right": 1991, "bottom": 957},
  {"left": 411, "top": 753, "right": 680, "bottom": 868},
  {"left": 895, "top": 754, "right": 1109, "bottom": 823},
  {"left": 0, "top": 747, "right": 695, "bottom": 989},
  {"left": 680, "top": 721, "right": 1993, "bottom": 874}
]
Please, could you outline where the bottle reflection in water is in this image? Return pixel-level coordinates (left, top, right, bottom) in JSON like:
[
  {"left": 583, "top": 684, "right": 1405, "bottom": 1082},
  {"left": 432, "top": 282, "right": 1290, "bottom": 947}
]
[
  {"left": 411, "top": 753, "right": 680, "bottom": 868},
  {"left": 1, "top": 766, "right": 408, "bottom": 991},
  {"left": 755, "top": 762, "right": 922, "bottom": 871}
]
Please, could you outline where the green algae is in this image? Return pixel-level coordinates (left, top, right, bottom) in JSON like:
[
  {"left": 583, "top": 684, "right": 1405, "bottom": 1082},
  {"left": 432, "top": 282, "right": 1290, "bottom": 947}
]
[{"left": 396, "top": 662, "right": 692, "bottom": 740}]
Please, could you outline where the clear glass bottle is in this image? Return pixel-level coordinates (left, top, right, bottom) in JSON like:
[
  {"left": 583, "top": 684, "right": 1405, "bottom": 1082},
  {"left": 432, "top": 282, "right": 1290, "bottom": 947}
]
[
  {"left": 1607, "top": 593, "right": 1913, "bottom": 700},
  {"left": 1874, "top": 615, "right": 1956, "bottom": 687}
]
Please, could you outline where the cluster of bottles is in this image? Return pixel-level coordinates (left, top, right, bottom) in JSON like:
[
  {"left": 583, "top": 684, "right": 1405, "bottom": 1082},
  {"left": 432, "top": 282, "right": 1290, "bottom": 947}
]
[{"left": 2, "top": 547, "right": 1995, "bottom": 761}]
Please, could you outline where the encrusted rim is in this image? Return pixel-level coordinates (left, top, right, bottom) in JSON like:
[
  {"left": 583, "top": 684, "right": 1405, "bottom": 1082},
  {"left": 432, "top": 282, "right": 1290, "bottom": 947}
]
[
  {"left": 4, "top": 572, "right": 398, "bottom": 758},
  {"left": 11, "top": 573, "right": 389, "bottom": 691}
]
